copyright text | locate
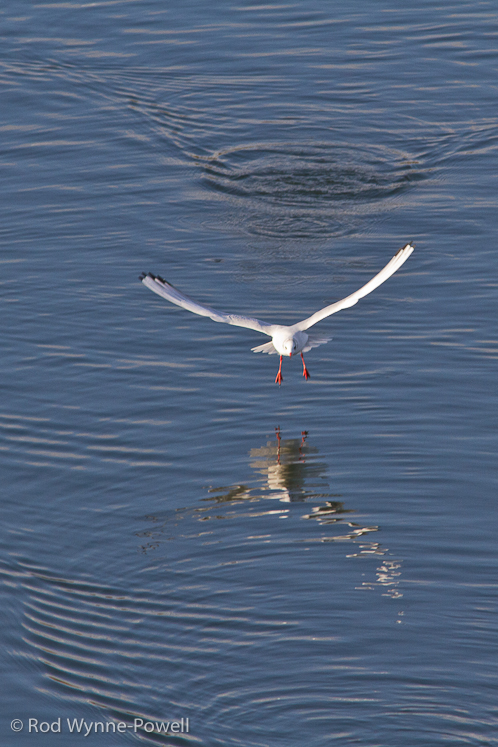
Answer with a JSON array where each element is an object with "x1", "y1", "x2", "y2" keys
[{"x1": 11, "y1": 717, "x2": 190, "y2": 736}]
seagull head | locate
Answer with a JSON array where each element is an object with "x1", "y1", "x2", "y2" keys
[{"x1": 283, "y1": 338, "x2": 298, "y2": 357}]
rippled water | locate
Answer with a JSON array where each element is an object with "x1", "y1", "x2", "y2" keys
[{"x1": 2, "y1": 1, "x2": 498, "y2": 745}]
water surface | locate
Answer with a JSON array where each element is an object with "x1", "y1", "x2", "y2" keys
[{"x1": 1, "y1": 1, "x2": 498, "y2": 745}]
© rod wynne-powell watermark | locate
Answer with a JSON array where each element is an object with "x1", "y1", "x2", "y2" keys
[{"x1": 10, "y1": 717, "x2": 190, "y2": 736}]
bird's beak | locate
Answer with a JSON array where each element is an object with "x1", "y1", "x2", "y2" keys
[{"x1": 289, "y1": 352, "x2": 292, "y2": 357}]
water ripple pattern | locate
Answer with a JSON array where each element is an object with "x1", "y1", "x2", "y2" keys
[
  {"x1": 2, "y1": 1, "x2": 498, "y2": 745},
  {"x1": 199, "y1": 141, "x2": 424, "y2": 238}
]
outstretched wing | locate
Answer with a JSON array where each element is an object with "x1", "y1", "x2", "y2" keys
[
  {"x1": 294, "y1": 243, "x2": 414, "y2": 332},
  {"x1": 140, "y1": 273, "x2": 275, "y2": 336}
]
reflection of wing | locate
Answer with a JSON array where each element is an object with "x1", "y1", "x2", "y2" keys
[
  {"x1": 140, "y1": 273, "x2": 275, "y2": 336},
  {"x1": 294, "y1": 243, "x2": 414, "y2": 331}
]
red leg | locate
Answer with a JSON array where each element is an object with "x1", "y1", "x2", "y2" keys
[
  {"x1": 275, "y1": 355, "x2": 283, "y2": 385},
  {"x1": 301, "y1": 353, "x2": 310, "y2": 380},
  {"x1": 299, "y1": 430, "x2": 308, "y2": 460}
]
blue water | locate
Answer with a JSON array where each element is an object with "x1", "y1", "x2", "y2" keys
[{"x1": 2, "y1": 1, "x2": 498, "y2": 745}]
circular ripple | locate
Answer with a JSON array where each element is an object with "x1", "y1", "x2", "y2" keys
[{"x1": 199, "y1": 141, "x2": 424, "y2": 238}]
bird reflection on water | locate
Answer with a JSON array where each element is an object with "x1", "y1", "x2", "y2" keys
[
  {"x1": 210, "y1": 427, "x2": 381, "y2": 548},
  {"x1": 138, "y1": 430, "x2": 403, "y2": 598},
  {"x1": 250, "y1": 427, "x2": 322, "y2": 502}
]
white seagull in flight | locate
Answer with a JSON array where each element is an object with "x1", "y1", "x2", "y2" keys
[{"x1": 140, "y1": 243, "x2": 414, "y2": 385}]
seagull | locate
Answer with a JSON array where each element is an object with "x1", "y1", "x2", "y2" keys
[{"x1": 140, "y1": 243, "x2": 414, "y2": 385}]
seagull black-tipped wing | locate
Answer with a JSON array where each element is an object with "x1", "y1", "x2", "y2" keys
[{"x1": 140, "y1": 273, "x2": 275, "y2": 336}]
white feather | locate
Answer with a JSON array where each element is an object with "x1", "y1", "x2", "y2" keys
[
  {"x1": 140, "y1": 273, "x2": 275, "y2": 336},
  {"x1": 302, "y1": 335, "x2": 332, "y2": 353},
  {"x1": 252, "y1": 341, "x2": 278, "y2": 354},
  {"x1": 293, "y1": 243, "x2": 414, "y2": 332}
]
